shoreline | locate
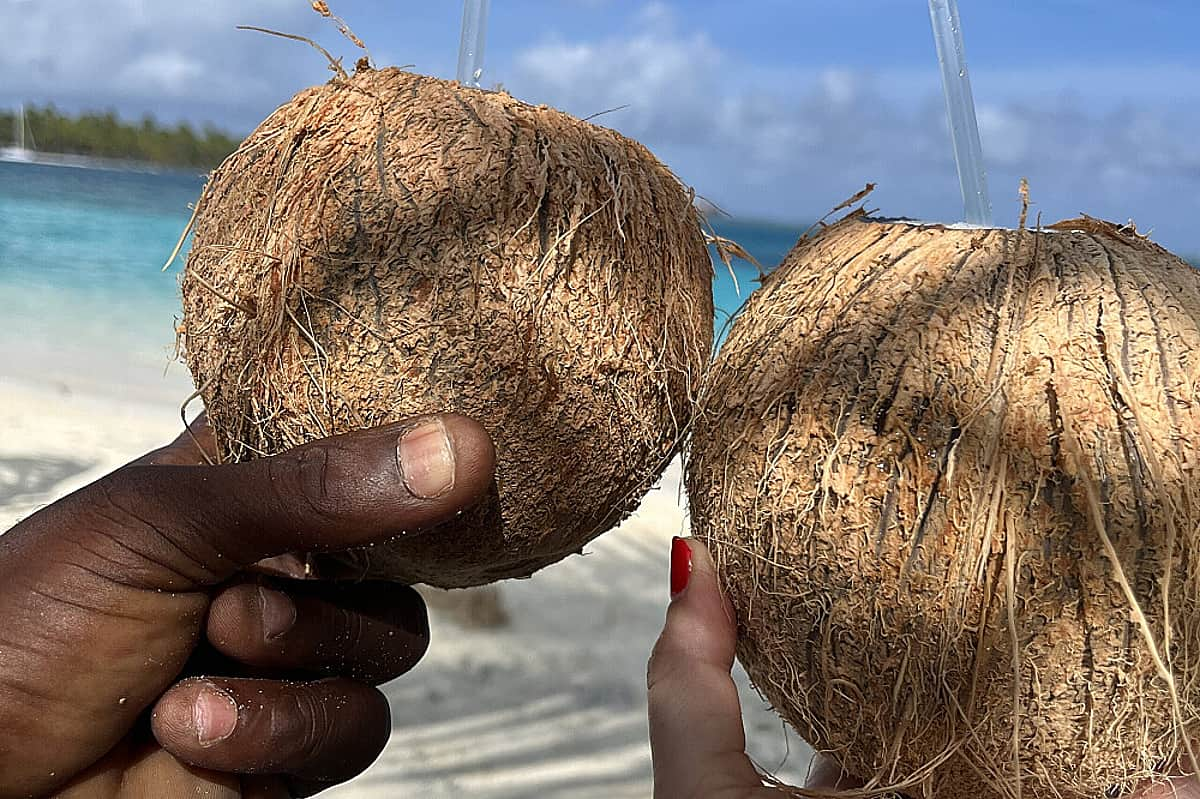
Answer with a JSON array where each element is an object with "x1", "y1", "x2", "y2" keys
[{"x1": 0, "y1": 151, "x2": 209, "y2": 177}]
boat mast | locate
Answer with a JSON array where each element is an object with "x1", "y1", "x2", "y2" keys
[{"x1": 15, "y1": 105, "x2": 24, "y2": 151}]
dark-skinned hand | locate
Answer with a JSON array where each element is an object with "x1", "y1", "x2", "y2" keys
[
  {"x1": 646, "y1": 538, "x2": 1193, "y2": 799},
  {"x1": 0, "y1": 413, "x2": 495, "y2": 798}
]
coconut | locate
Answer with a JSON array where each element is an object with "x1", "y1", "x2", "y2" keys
[
  {"x1": 687, "y1": 213, "x2": 1200, "y2": 798},
  {"x1": 180, "y1": 66, "x2": 713, "y2": 588}
]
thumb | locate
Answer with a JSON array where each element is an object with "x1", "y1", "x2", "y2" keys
[
  {"x1": 26, "y1": 414, "x2": 496, "y2": 590},
  {"x1": 648, "y1": 537, "x2": 767, "y2": 797}
]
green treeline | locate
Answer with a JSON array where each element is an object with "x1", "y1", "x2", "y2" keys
[{"x1": 0, "y1": 106, "x2": 240, "y2": 169}]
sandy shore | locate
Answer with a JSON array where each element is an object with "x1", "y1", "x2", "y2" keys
[{"x1": 0, "y1": 369, "x2": 813, "y2": 797}]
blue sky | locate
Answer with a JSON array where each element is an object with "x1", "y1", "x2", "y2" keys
[{"x1": 3, "y1": 0, "x2": 1199, "y2": 253}]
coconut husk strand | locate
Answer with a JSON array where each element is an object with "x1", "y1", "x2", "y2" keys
[
  {"x1": 180, "y1": 66, "x2": 714, "y2": 588},
  {"x1": 687, "y1": 213, "x2": 1200, "y2": 798}
]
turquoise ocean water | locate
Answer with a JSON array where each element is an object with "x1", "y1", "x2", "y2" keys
[{"x1": 0, "y1": 161, "x2": 801, "y2": 397}]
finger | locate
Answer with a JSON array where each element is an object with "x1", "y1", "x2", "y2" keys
[
  {"x1": 52, "y1": 739, "x2": 242, "y2": 799},
  {"x1": 250, "y1": 553, "x2": 314, "y2": 580},
  {"x1": 72, "y1": 413, "x2": 496, "y2": 589},
  {"x1": 134, "y1": 412, "x2": 217, "y2": 467},
  {"x1": 241, "y1": 777, "x2": 293, "y2": 799},
  {"x1": 152, "y1": 676, "x2": 390, "y2": 784},
  {"x1": 247, "y1": 776, "x2": 354, "y2": 799},
  {"x1": 141, "y1": 418, "x2": 316, "y2": 582},
  {"x1": 206, "y1": 579, "x2": 429, "y2": 684},
  {"x1": 648, "y1": 537, "x2": 767, "y2": 797},
  {"x1": 1134, "y1": 777, "x2": 1200, "y2": 798}
]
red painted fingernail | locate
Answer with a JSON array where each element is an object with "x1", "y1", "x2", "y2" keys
[{"x1": 670, "y1": 537, "x2": 692, "y2": 600}]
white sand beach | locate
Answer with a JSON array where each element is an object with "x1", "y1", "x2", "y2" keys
[{"x1": 0, "y1": 364, "x2": 813, "y2": 797}]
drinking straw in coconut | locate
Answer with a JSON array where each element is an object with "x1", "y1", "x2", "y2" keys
[
  {"x1": 928, "y1": 0, "x2": 993, "y2": 226},
  {"x1": 457, "y1": 0, "x2": 491, "y2": 87}
]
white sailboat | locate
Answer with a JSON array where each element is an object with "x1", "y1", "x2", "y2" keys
[{"x1": 1, "y1": 105, "x2": 35, "y2": 163}]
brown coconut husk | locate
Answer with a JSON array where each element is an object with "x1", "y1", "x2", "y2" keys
[
  {"x1": 687, "y1": 212, "x2": 1200, "y2": 798},
  {"x1": 180, "y1": 66, "x2": 714, "y2": 588}
]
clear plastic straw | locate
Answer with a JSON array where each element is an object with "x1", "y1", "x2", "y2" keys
[
  {"x1": 928, "y1": 0, "x2": 993, "y2": 226},
  {"x1": 456, "y1": 0, "x2": 491, "y2": 88}
]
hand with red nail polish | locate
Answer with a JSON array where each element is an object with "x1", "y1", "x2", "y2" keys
[
  {"x1": 649, "y1": 537, "x2": 865, "y2": 798},
  {"x1": 649, "y1": 540, "x2": 1200, "y2": 799},
  {"x1": 0, "y1": 413, "x2": 495, "y2": 798}
]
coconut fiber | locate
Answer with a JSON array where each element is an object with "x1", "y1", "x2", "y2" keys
[
  {"x1": 688, "y1": 214, "x2": 1200, "y2": 798},
  {"x1": 181, "y1": 67, "x2": 713, "y2": 588}
]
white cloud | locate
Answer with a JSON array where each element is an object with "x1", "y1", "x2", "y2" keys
[
  {"x1": 506, "y1": 4, "x2": 1200, "y2": 252},
  {"x1": 512, "y1": 27, "x2": 723, "y2": 145},
  {"x1": 116, "y1": 51, "x2": 206, "y2": 97},
  {"x1": 0, "y1": 0, "x2": 334, "y2": 128},
  {"x1": 817, "y1": 68, "x2": 860, "y2": 109},
  {"x1": 975, "y1": 104, "x2": 1032, "y2": 166}
]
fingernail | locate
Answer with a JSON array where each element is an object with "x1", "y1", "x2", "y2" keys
[
  {"x1": 670, "y1": 537, "x2": 692, "y2": 600},
  {"x1": 399, "y1": 418, "x2": 456, "y2": 499},
  {"x1": 1153, "y1": 778, "x2": 1200, "y2": 799},
  {"x1": 258, "y1": 586, "x2": 297, "y2": 641},
  {"x1": 1139, "y1": 780, "x2": 1200, "y2": 799},
  {"x1": 194, "y1": 684, "x2": 238, "y2": 746},
  {"x1": 254, "y1": 553, "x2": 312, "y2": 580}
]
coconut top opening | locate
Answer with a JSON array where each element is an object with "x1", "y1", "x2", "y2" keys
[{"x1": 877, "y1": 218, "x2": 1064, "y2": 234}]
